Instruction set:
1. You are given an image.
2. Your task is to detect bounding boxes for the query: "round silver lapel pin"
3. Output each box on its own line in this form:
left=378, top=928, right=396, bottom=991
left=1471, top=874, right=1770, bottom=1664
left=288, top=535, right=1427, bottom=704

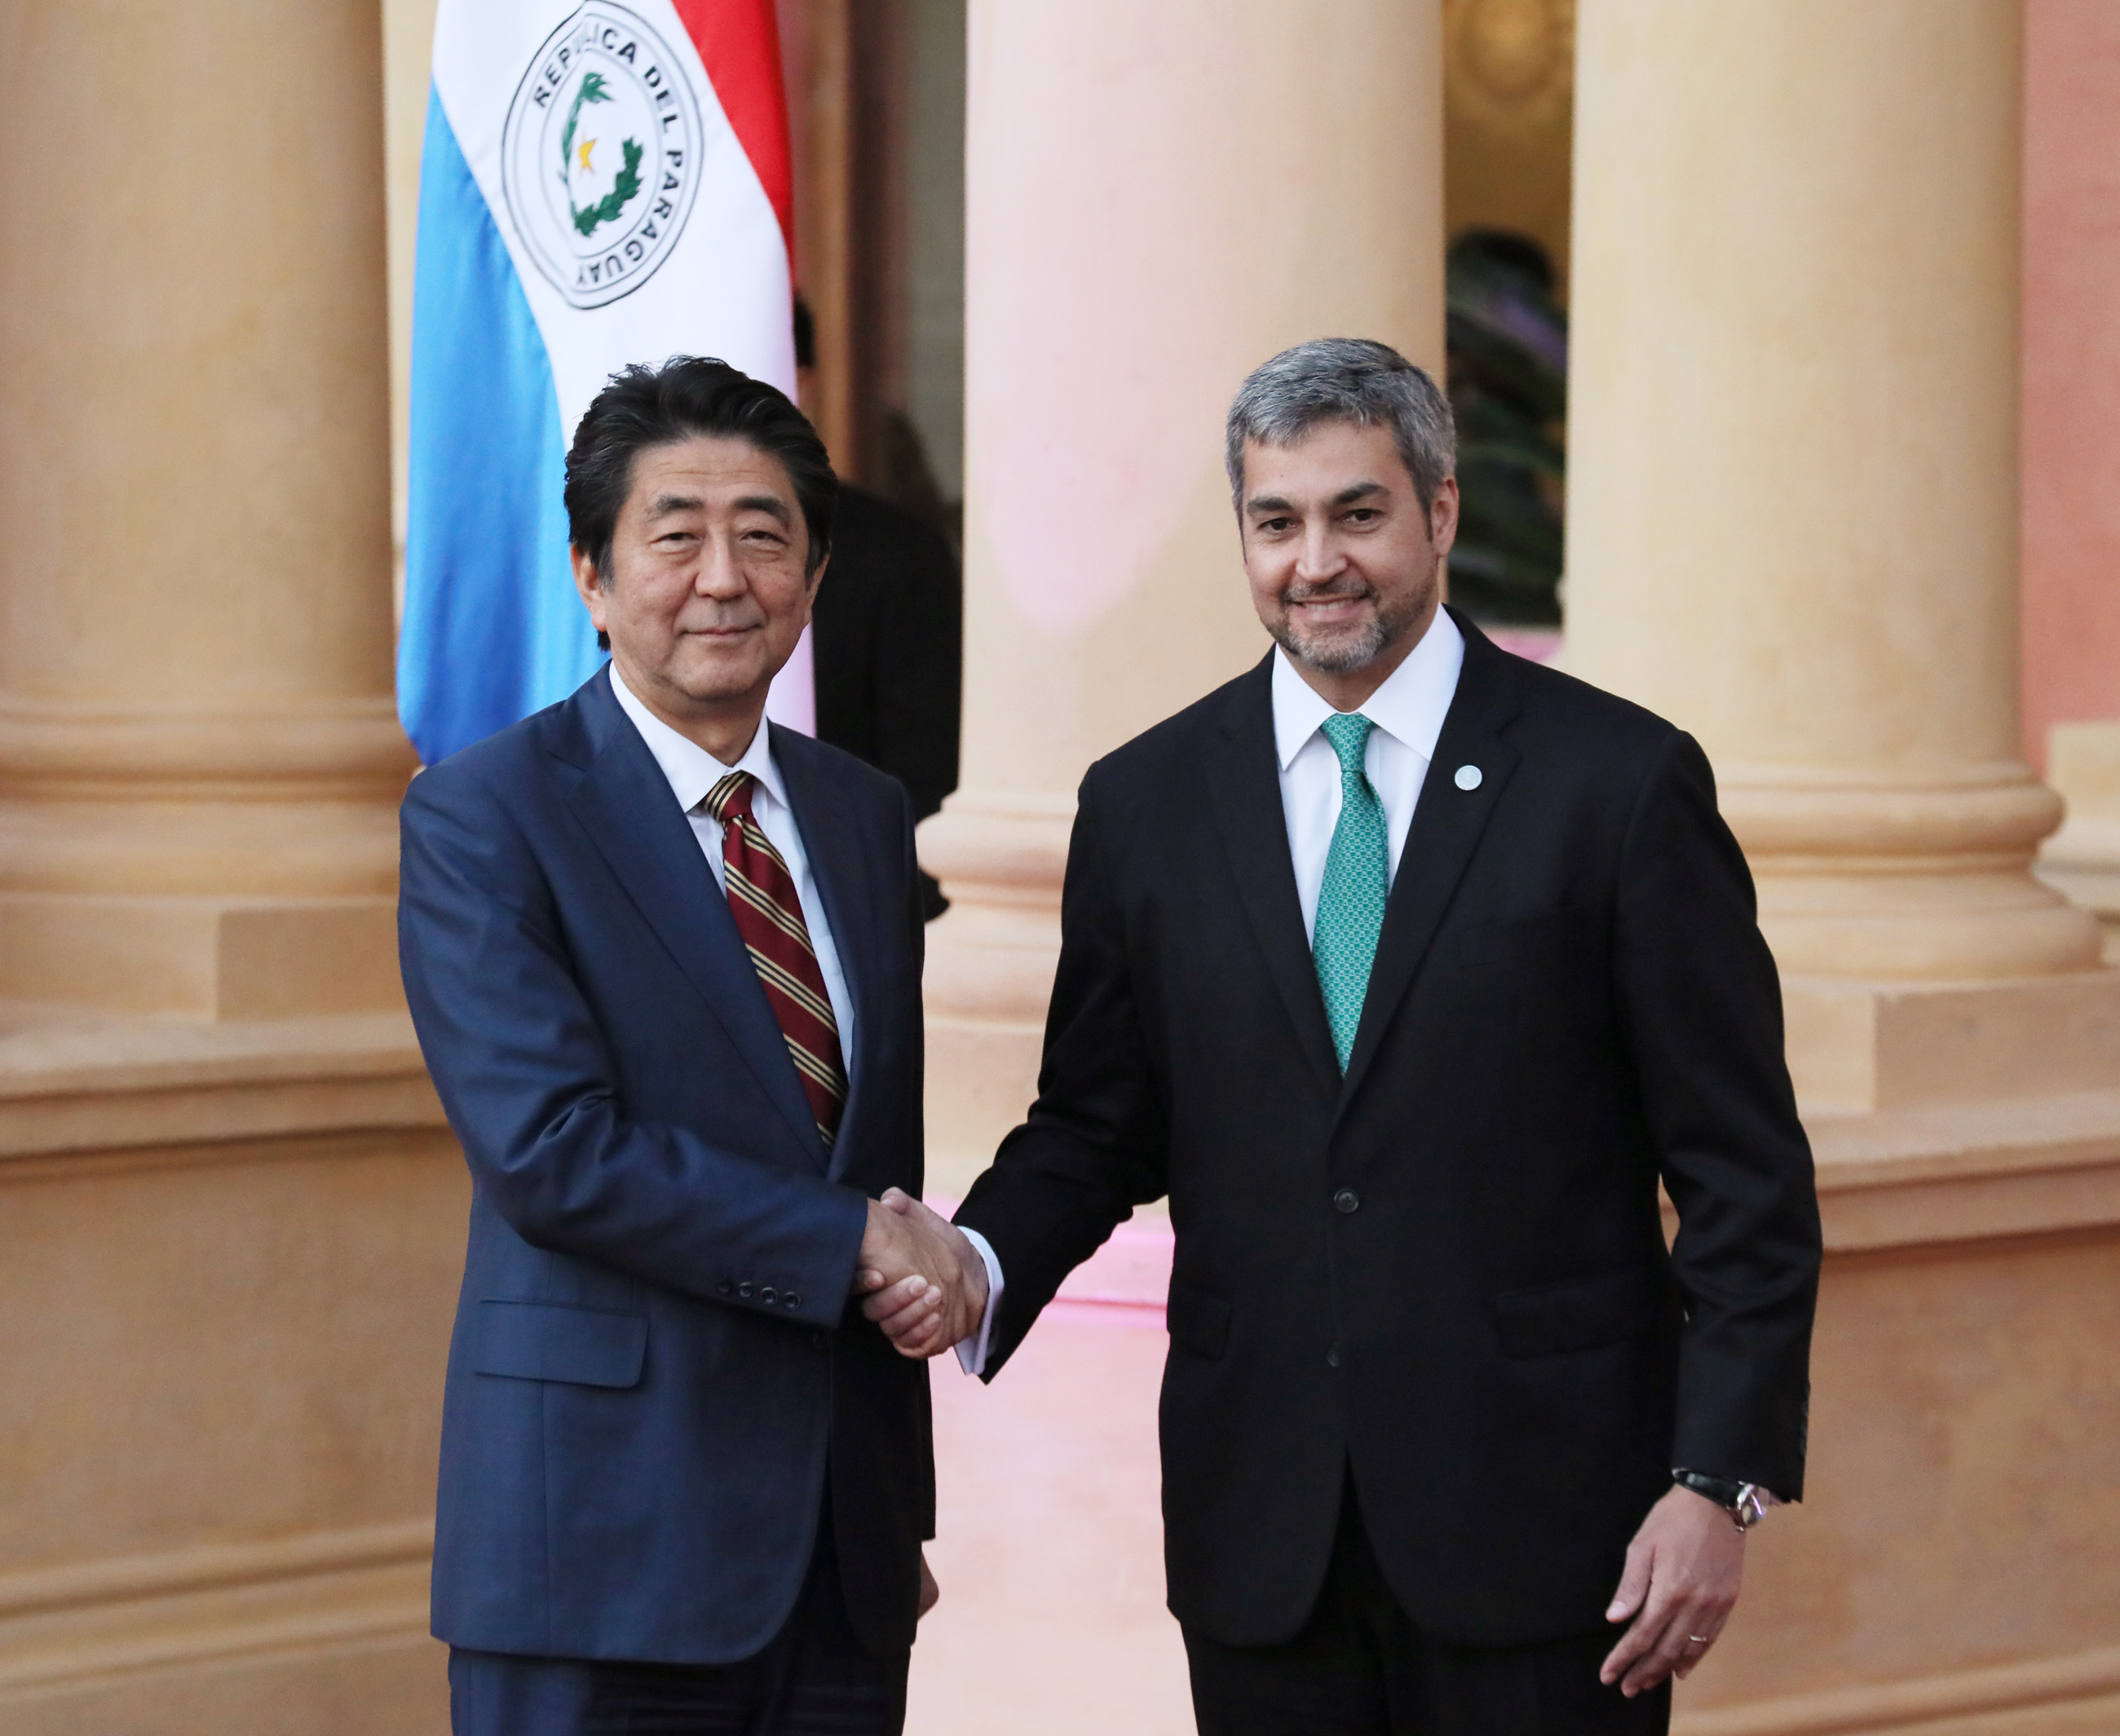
left=1454, top=764, right=1483, bottom=791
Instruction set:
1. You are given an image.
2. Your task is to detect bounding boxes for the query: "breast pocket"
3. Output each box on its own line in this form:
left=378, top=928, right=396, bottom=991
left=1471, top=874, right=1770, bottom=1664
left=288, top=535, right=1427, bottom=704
left=470, top=1299, right=649, bottom=1389
left=1453, top=907, right=1601, bottom=970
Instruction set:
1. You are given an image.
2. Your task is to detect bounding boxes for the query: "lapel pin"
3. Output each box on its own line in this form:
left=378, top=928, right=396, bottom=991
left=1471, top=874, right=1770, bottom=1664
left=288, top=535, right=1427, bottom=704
left=1454, top=764, right=1483, bottom=791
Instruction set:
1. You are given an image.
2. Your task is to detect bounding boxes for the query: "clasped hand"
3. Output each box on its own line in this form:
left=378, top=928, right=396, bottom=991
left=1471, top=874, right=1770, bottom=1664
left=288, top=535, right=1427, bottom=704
left=851, top=1188, right=989, bottom=1360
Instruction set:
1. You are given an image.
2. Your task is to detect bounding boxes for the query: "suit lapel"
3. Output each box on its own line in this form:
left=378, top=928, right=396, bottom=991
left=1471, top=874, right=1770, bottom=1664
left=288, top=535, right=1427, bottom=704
left=770, top=727, right=881, bottom=1183
left=561, top=674, right=828, bottom=1172
left=1206, top=657, right=1343, bottom=1104
left=1336, top=615, right=1523, bottom=1118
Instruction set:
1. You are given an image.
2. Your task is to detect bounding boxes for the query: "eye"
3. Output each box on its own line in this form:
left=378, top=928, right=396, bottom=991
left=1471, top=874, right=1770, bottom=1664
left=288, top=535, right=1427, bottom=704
left=1345, top=507, right=1380, bottom=524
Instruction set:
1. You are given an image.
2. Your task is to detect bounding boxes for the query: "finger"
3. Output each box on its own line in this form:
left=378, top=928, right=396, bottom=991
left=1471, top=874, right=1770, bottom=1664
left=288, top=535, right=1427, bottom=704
left=881, top=1186, right=916, bottom=1214
left=1623, top=1599, right=1707, bottom=1697
left=856, top=1267, right=890, bottom=1293
left=862, top=1277, right=937, bottom=1329
left=1605, top=1539, right=1653, bottom=1624
left=1602, top=1575, right=1685, bottom=1686
left=877, top=1291, right=945, bottom=1342
left=891, top=1313, right=951, bottom=1358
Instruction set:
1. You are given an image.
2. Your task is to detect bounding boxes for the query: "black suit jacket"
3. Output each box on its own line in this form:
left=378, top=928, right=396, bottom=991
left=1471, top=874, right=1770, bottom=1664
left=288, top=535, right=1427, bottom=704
left=811, top=487, right=962, bottom=921
left=954, top=612, right=1821, bottom=1650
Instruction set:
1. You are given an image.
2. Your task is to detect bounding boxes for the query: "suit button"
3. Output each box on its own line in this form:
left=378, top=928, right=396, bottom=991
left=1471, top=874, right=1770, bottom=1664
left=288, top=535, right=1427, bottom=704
left=1333, top=1189, right=1361, bottom=1214
left=1327, top=1345, right=1343, bottom=1368
left=784, top=1293, right=802, bottom=1310
left=738, top=1282, right=753, bottom=1300
left=716, top=1281, right=732, bottom=1296
left=759, top=1286, right=778, bottom=1306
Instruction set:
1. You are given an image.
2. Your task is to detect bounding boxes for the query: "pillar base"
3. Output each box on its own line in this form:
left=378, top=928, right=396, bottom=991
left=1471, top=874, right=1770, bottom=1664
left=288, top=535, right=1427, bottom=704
left=2038, top=718, right=2120, bottom=961
left=1783, top=967, right=2120, bottom=1115
left=0, top=895, right=403, bottom=1019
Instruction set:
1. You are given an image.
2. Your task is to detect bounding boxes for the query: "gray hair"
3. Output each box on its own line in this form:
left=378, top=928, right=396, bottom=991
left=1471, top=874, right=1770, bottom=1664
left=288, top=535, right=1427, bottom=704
left=1225, top=338, right=1455, bottom=510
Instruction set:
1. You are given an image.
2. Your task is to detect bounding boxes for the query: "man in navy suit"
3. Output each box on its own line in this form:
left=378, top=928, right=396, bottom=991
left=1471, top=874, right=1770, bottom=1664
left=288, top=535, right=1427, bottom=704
left=399, top=356, right=993, bottom=1735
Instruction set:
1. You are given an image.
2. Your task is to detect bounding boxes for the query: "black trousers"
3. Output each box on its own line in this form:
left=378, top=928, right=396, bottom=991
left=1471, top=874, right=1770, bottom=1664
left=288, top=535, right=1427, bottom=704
left=1185, top=1485, right=1670, bottom=1736
left=448, top=1506, right=908, bottom=1736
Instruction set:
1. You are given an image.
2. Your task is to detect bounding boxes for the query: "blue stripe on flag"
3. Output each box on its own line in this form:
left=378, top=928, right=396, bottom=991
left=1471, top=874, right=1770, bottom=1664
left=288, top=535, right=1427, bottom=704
left=398, top=85, right=603, bottom=768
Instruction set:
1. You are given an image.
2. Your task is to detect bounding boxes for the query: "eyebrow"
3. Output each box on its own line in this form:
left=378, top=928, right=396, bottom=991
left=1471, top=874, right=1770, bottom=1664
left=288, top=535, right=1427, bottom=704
left=1245, top=479, right=1388, bottom=517
left=647, top=492, right=704, bottom=518
left=732, top=493, right=792, bottom=525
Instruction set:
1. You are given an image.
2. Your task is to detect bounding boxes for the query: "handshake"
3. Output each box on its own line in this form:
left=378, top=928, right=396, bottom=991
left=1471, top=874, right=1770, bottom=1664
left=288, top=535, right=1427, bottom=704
left=853, top=1187, right=991, bottom=1359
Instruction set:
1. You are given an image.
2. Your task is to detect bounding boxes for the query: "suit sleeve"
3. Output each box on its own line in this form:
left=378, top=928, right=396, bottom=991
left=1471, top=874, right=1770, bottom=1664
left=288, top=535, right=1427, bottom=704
left=952, top=771, right=1169, bottom=1378
left=397, top=765, right=870, bottom=1330
left=1614, top=731, right=1822, bottom=1499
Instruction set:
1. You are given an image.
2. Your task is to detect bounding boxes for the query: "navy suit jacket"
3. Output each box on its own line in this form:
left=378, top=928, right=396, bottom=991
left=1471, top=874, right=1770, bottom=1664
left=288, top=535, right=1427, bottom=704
left=400, top=666, right=932, bottom=1666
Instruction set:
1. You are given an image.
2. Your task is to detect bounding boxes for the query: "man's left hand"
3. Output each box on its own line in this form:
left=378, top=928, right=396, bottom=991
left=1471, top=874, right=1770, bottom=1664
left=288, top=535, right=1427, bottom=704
left=1600, top=1485, right=1747, bottom=1697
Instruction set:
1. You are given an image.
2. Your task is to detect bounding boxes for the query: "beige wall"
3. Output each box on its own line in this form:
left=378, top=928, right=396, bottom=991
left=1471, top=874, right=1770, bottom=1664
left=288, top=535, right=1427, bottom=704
left=0, top=1, right=449, bottom=1726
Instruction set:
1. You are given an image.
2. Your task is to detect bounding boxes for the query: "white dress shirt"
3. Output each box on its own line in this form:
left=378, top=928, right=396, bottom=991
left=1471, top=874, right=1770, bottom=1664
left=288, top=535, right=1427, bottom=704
left=1273, top=607, right=1465, bottom=943
left=610, top=667, right=1004, bottom=1370
left=610, top=667, right=857, bottom=1059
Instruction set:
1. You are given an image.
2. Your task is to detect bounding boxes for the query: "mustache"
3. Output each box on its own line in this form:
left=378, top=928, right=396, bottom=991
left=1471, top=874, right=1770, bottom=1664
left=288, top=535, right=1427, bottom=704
left=1282, top=577, right=1375, bottom=605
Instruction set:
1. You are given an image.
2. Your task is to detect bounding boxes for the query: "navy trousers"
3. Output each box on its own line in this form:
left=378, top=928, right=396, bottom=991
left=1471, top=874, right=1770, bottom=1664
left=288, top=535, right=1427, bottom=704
left=448, top=1508, right=909, bottom=1736
left=1185, top=1482, right=1671, bottom=1736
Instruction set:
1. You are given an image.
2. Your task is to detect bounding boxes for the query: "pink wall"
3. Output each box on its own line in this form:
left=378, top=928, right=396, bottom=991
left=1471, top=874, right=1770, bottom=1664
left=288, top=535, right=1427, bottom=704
left=2022, top=0, right=2120, bottom=768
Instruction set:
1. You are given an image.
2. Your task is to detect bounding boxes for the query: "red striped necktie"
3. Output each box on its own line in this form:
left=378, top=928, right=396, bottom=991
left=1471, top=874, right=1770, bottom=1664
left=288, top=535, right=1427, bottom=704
left=703, top=771, right=848, bottom=1151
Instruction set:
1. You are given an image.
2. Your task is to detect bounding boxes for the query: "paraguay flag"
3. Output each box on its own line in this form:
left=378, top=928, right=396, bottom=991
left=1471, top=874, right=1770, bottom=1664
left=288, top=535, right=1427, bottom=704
left=400, top=0, right=806, bottom=766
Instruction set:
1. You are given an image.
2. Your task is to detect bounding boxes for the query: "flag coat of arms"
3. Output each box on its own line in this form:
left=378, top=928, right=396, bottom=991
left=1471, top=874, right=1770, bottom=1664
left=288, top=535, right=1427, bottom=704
left=400, top=0, right=806, bottom=766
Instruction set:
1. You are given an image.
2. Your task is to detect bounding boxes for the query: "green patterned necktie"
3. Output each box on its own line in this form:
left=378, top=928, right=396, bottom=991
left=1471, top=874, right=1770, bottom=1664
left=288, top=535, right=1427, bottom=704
left=1313, top=713, right=1389, bottom=1072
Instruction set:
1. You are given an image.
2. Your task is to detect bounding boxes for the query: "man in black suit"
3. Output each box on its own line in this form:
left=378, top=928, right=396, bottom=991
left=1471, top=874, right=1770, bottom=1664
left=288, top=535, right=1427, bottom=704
left=864, top=339, right=1822, bottom=1733
left=793, top=300, right=962, bottom=919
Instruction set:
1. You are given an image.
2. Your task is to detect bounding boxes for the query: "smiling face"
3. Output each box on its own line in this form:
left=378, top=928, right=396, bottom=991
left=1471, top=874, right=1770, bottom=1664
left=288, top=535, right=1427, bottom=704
left=1239, top=418, right=1459, bottom=707
left=571, top=434, right=821, bottom=756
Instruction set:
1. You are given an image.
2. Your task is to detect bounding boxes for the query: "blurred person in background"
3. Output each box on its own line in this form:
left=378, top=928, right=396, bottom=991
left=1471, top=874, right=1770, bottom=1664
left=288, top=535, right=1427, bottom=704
left=795, top=297, right=962, bottom=920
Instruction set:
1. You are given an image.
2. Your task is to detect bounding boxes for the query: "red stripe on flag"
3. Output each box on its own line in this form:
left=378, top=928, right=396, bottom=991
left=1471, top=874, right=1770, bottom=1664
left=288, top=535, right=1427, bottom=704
left=669, top=0, right=796, bottom=259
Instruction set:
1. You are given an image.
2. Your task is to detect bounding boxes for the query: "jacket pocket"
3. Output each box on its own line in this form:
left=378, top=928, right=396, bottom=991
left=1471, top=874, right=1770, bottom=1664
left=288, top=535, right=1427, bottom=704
left=470, top=1299, right=649, bottom=1389
left=1494, top=1266, right=1659, bottom=1358
left=1166, top=1277, right=1232, bottom=1361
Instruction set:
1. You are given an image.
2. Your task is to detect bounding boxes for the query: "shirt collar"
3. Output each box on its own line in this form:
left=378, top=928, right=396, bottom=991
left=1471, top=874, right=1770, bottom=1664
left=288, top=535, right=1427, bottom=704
left=1270, top=607, right=1466, bottom=772
left=609, top=664, right=785, bottom=815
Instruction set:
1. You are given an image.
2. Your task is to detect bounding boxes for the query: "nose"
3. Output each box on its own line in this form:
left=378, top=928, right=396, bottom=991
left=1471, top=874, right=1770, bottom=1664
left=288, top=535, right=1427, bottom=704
left=1295, top=519, right=1346, bottom=585
left=695, top=532, right=747, bottom=597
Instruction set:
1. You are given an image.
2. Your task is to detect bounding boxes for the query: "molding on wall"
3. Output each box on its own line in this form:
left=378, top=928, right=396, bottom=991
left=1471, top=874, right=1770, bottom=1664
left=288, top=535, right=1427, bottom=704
left=1676, top=1643, right=2120, bottom=1736
left=0, top=1010, right=444, bottom=1168
left=1809, top=1088, right=2120, bottom=1252
left=0, top=1521, right=432, bottom=1701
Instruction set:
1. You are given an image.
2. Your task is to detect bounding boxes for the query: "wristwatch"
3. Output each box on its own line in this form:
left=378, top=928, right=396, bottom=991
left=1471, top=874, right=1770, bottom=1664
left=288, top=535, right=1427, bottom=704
left=1672, top=1469, right=1772, bottom=1531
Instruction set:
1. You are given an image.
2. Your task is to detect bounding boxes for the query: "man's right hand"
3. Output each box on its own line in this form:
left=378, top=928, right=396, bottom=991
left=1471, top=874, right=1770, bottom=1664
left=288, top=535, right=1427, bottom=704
left=852, top=1188, right=989, bottom=1358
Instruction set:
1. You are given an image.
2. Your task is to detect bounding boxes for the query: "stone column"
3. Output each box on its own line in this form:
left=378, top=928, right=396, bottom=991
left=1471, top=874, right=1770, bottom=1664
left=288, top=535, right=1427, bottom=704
left=1566, top=0, right=2112, bottom=1113
left=921, top=0, right=1446, bottom=1189
left=0, top=0, right=415, bottom=1020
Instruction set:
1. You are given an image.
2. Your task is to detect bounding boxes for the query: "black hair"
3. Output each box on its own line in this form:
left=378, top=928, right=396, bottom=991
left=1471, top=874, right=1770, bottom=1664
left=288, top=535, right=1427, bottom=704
left=563, top=356, right=836, bottom=649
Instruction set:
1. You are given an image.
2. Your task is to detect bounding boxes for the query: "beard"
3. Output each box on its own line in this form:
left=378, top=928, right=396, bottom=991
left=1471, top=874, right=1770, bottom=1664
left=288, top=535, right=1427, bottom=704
left=1269, top=569, right=1435, bottom=674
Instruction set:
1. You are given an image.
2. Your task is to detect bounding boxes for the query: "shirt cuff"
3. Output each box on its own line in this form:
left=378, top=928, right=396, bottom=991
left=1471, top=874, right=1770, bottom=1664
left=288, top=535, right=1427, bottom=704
left=952, top=1226, right=1005, bottom=1376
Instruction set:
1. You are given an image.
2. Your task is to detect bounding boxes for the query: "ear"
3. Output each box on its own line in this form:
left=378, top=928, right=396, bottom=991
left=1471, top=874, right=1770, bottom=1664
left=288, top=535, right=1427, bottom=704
left=570, top=546, right=610, bottom=637
left=1429, top=475, right=1461, bottom=560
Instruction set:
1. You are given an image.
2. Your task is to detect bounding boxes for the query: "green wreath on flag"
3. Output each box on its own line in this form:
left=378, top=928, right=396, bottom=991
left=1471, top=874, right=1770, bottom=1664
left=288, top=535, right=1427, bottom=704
left=559, top=71, right=646, bottom=238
